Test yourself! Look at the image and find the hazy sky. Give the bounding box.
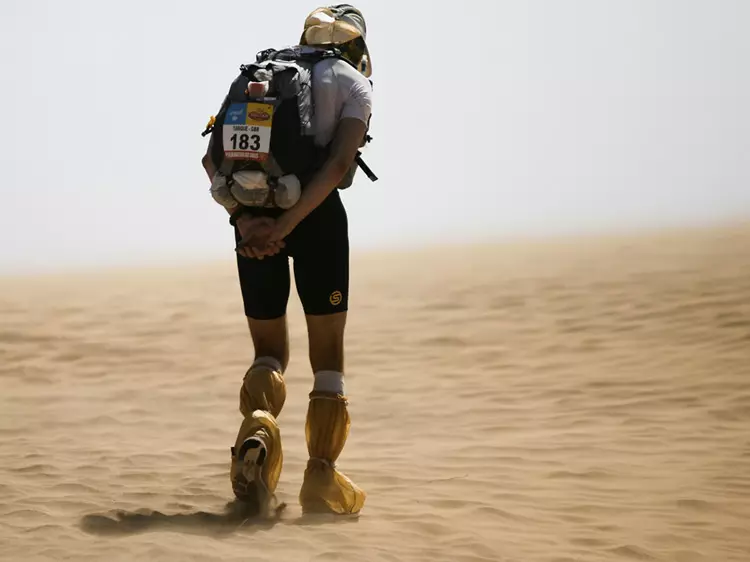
[1,0,748,273]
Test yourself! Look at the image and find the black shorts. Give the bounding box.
[234,190,349,320]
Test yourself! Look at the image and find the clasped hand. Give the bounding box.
[235,214,292,259]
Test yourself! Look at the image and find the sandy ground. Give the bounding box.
[1,223,749,562]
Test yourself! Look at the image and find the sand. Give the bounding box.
[1,223,749,562]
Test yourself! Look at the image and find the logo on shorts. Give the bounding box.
[329,290,343,306]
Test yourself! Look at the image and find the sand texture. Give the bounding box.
[1,224,749,562]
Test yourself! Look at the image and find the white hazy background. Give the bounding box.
[1,0,748,274]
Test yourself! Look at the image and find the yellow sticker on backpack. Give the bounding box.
[223,102,274,161]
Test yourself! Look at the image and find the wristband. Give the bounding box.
[228,205,248,227]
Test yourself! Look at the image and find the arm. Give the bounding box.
[276,117,367,232]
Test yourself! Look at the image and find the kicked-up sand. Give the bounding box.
[1,223,749,562]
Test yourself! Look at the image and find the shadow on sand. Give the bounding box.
[79,500,360,538]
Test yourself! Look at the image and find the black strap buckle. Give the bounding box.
[355,152,378,182]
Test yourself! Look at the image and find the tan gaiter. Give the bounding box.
[239,363,286,419]
[230,363,286,508]
[299,391,366,514]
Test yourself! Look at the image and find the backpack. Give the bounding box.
[201,45,376,192]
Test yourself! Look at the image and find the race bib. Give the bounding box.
[222,102,274,161]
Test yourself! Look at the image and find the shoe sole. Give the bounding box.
[231,436,267,505]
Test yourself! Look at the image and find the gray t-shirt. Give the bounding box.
[309,57,373,188]
[310,57,373,148]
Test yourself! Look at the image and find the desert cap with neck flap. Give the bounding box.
[300,4,372,77]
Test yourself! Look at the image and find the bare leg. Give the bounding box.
[305,312,346,373]
[247,316,290,372]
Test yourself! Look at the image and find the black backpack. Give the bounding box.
[202,46,376,188]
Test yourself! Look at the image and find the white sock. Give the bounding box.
[313,370,345,395]
[252,356,283,373]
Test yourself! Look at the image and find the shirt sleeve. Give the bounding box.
[338,63,373,125]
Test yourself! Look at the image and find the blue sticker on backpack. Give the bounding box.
[226,103,247,124]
